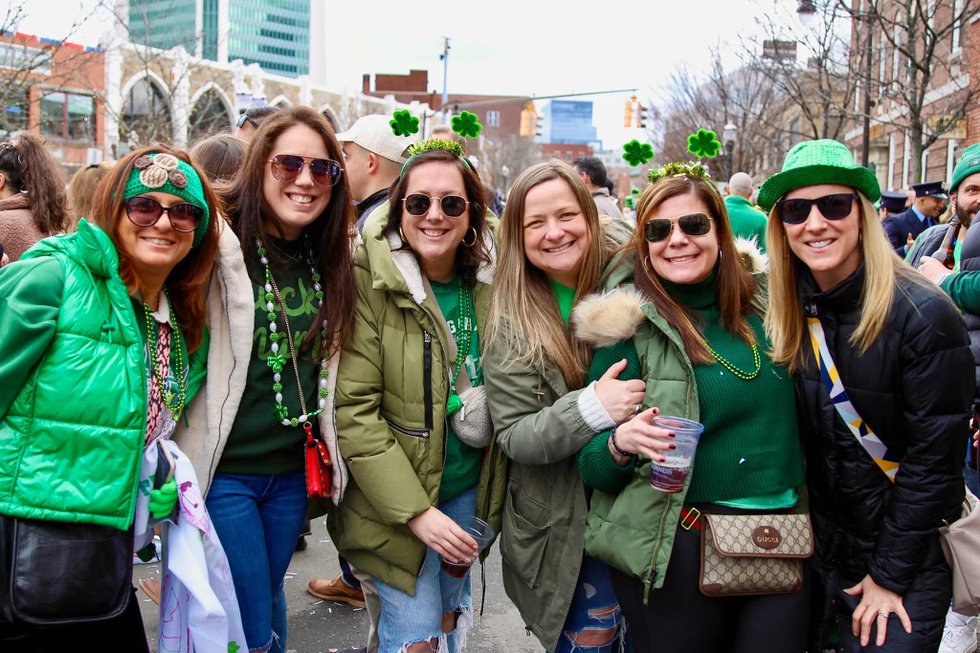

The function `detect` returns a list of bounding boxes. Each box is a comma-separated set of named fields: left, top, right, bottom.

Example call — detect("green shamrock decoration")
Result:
left=622, top=140, right=654, bottom=167
left=687, top=129, right=722, bottom=158
left=647, top=161, right=711, bottom=185
left=390, top=110, right=420, bottom=137
left=451, top=111, right=483, bottom=139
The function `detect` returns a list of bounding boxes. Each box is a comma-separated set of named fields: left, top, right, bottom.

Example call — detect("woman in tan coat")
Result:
left=0, top=132, right=68, bottom=265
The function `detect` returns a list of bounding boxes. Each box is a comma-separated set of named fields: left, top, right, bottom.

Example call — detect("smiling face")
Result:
left=782, top=183, right=862, bottom=291
left=522, top=178, right=591, bottom=287
left=953, top=172, right=980, bottom=228
left=116, top=190, right=195, bottom=284
left=399, top=161, right=471, bottom=282
left=262, top=123, right=333, bottom=240
left=644, top=192, right=718, bottom=285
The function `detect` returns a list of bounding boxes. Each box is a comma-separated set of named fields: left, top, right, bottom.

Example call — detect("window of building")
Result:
left=40, top=92, right=95, bottom=143
left=952, top=0, right=964, bottom=52
left=486, top=110, right=500, bottom=127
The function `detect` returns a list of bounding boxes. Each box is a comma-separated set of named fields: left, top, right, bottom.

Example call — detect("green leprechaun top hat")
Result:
left=757, top=139, right=880, bottom=213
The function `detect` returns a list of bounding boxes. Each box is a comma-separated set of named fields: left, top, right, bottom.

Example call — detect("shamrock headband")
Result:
left=392, top=109, right=482, bottom=176
left=647, top=161, right=712, bottom=185
left=123, top=153, right=210, bottom=247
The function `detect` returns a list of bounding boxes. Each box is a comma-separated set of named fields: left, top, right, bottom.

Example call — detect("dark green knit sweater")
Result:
left=578, top=273, right=803, bottom=503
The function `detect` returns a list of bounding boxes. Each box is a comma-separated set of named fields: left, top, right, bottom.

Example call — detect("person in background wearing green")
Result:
left=724, top=171, right=767, bottom=253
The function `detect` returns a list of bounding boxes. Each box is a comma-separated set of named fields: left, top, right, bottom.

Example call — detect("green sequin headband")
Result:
left=646, top=161, right=712, bottom=185
left=393, top=110, right=482, bottom=176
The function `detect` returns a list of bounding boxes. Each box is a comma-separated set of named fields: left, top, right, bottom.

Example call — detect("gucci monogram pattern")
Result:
left=699, top=513, right=813, bottom=597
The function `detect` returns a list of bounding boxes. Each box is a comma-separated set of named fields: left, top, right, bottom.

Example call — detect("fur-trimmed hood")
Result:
left=572, top=237, right=766, bottom=347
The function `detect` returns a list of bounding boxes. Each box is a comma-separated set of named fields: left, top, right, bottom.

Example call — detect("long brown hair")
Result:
left=221, top=105, right=356, bottom=355
left=89, top=145, right=219, bottom=353
left=487, top=160, right=606, bottom=388
left=632, top=175, right=758, bottom=364
left=0, top=132, right=68, bottom=233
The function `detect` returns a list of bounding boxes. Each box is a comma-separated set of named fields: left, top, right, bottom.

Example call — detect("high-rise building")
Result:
left=125, top=0, right=315, bottom=78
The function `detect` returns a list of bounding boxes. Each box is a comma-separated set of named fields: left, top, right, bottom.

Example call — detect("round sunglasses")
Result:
left=402, top=193, right=470, bottom=218
left=125, top=196, right=203, bottom=233
left=776, top=193, right=857, bottom=224
left=644, top=212, right=713, bottom=242
left=268, top=155, right=342, bottom=186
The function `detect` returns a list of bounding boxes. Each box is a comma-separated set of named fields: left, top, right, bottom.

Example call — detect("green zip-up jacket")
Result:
left=0, top=221, right=205, bottom=530
left=333, top=205, right=507, bottom=595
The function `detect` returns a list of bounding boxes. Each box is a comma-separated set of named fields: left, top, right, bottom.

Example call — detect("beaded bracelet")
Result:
left=609, top=428, right=633, bottom=458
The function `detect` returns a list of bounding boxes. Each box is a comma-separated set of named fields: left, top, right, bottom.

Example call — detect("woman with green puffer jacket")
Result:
left=483, top=160, right=642, bottom=653
left=0, top=145, right=219, bottom=651
left=333, top=143, right=506, bottom=653
left=573, top=168, right=808, bottom=653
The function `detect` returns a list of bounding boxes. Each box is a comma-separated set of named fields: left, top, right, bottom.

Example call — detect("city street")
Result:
left=134, top=516, right=538, bottom=653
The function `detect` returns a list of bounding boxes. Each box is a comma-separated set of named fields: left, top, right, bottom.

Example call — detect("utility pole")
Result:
left=439, top=37, right=450, bottom=123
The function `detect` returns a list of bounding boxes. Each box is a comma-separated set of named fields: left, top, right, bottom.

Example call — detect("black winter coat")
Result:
left=794, top=264, right=970, bottom=607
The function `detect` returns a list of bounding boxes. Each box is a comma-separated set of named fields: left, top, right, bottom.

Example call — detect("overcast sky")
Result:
left=7, top=0, right=811, bottom=150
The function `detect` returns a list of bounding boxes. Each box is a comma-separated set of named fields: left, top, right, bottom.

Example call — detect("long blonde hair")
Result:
left=486, top=160, right=606, bottom=388
left=766, top=192, right=923, bottom=372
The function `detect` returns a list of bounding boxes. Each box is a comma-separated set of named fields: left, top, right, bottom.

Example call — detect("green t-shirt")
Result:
left=549, top=278, right=576, bottom=326
left=219, top=236, right=322, bottom=474
left=430, top=276, right=483, bottom=501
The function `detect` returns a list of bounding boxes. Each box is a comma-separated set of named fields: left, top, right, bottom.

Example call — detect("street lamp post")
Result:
left=723, top=122, right=737, bottom=181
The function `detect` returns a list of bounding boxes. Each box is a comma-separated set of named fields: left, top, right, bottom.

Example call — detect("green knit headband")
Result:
left=124, top=153, right=210, bottom=247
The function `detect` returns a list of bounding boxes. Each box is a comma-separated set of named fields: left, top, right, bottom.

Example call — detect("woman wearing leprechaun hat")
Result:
left=763, top=139, right=972, bottom=652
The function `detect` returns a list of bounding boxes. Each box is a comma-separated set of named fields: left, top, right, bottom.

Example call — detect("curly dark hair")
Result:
left=0, top=132, right=68, bottom=233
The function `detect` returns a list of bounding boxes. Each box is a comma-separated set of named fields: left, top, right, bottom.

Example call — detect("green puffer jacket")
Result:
left=334, top=206, right=507, bottom=595
left=574, top=245, right=768, bottom=603
left=0, top=222, right=147, bottom=529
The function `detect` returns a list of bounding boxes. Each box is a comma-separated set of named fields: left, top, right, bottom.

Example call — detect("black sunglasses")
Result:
left=644, top=212, right=713, bottom=242
left=125, top=196, right=203, bottom=233
left=402, top=193, right=470, bottom=218
left=268, top=154, right=342, bottom=186
left=236, top=113, right=258, bottom=129
left=776, top=193, right=857, bottom=224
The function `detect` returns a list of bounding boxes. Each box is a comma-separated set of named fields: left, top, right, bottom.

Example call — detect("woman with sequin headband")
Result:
left=173, top=105, right=357, bottom=653
left=571, top=162, right=809, bottom=653
left=0, top=145, right=219, bottom=650
left=331, top=134, right=506, bottom=653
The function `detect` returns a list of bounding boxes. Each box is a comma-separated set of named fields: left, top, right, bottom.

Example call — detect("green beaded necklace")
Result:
left=705, top=340, right=761, bottom=381
left=142, top=288, right=187, bottom=419
left=445, top=283, right=474, bottom=416
left=256, top=237, right=329, bottom=428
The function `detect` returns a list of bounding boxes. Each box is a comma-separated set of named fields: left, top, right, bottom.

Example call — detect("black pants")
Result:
left=0, top=586, right=150, bottom=653
left=610, top=510, right=811, bottom=653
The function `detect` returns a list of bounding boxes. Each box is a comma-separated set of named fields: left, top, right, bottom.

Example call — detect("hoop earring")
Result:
left=642, top=255, right=653, bottom=273
left=461, top=226, right=478, bottom=248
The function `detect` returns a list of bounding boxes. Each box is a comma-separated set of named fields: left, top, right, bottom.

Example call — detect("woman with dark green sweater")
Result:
left=573, top=168, right=808, bottom=653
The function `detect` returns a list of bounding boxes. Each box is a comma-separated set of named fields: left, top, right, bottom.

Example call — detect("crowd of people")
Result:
left=0, top=107, right=978, bottom=653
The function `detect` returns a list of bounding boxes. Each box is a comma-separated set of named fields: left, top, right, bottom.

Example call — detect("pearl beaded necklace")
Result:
left=256, top=237, right=329, bottom=427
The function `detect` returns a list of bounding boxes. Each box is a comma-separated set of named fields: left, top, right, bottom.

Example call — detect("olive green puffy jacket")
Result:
left=334, top=206, right=507, bottom=595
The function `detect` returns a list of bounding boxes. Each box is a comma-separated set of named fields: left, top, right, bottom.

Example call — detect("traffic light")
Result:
left=535, top=114, right=544, bottom=137
left=520, top=102, right=536, bottom=138
left=624, top=95, right=635, bottom=128
left=638, top=103, right=648, bottom=130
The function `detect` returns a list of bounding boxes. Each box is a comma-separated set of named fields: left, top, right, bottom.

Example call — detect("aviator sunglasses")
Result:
left=268, top=154, right=343, bottom=186
left=644, top=212, right=713, bottom=242
left=402, top=193, right=470, bottom=218
left=125, top=196, right=203, bottom=233
left=776, top=193, right=857, bottom=224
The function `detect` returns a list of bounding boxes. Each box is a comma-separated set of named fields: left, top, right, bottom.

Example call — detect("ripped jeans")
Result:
left=555, top=555, right=630, bottom=653
left=373, top=486, right=477, bottom=653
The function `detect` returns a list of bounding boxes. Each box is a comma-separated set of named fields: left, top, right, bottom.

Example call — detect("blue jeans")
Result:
left=555, top=555, right=630, bottom=653
left=206, top=470, right=307, bottom=653
left=373, top=486, right=476, bottom=653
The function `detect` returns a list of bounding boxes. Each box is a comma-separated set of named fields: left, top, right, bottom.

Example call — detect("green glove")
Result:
left=149, top=477, right=177, bottom=519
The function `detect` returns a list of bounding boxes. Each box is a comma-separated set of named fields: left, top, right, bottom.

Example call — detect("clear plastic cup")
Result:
left=440, top=515, right=495, bottom=578
left=649, top=416, right=704, bottom=493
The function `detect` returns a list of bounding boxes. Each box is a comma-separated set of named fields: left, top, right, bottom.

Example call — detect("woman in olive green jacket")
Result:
left=484, top=160, right=643, bottom=653
left=334, top=145, right=506, bottom=653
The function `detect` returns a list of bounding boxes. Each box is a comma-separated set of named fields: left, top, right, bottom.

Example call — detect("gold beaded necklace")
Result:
left=705, top=341, right=761, bottom=381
